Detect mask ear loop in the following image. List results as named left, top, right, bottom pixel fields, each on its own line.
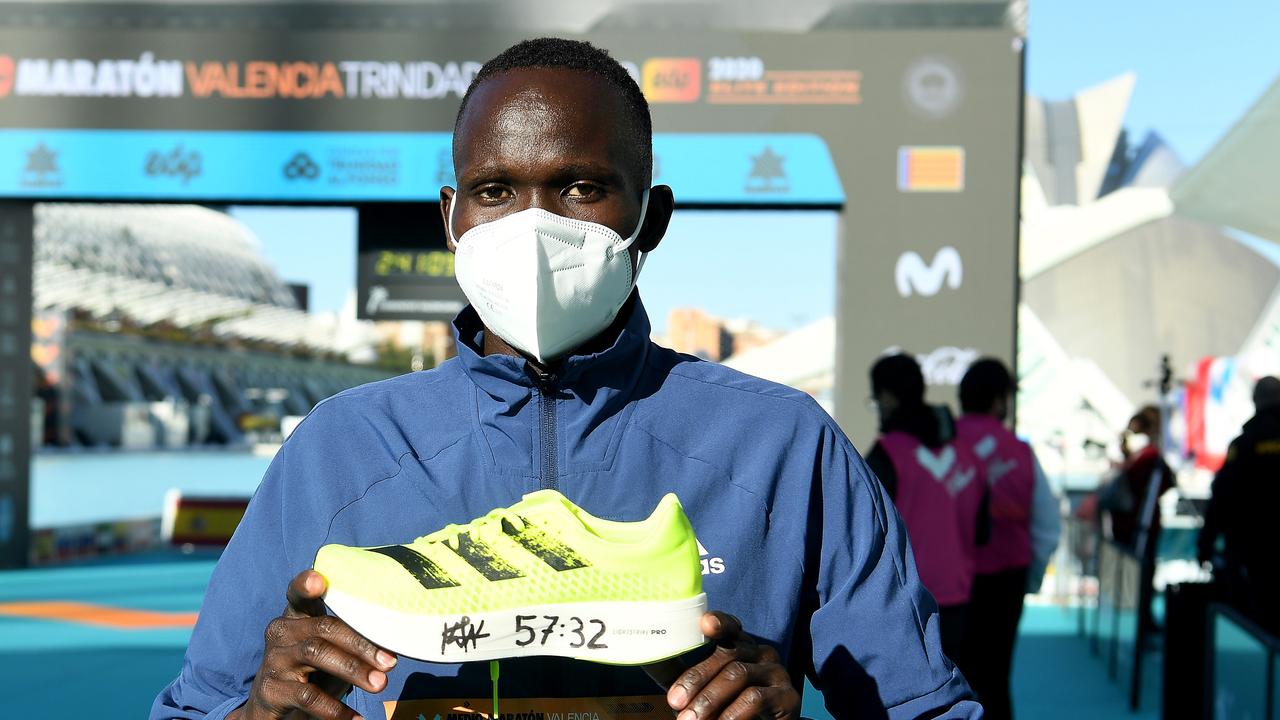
left=446, top=191, right=460, bottom=247
left=626, top=188, right=653, bottom=280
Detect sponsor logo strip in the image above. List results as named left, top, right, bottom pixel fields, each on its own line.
left=0, top=129, right=844, bottom=205
left=708, top=70, right=862, bottom=105
left=368, top=545, right=460, bottom=590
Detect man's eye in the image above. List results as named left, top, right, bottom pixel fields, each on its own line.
left=565, top=183, right=602, bottom=199
left=478, top=186, right=511, bottom=201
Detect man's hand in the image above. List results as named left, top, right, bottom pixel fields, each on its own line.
left=230, top=570, right=397, bottom=720
left=665, top=612, right=800, bottom=720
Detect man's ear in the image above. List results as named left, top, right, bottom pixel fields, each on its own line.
left=440, top=187, right=457, bottom=253
left=635, top=184, right=674, bottom=253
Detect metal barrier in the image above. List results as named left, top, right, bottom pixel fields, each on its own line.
left=1071, top=515, right=1154, bottom=712
left=1206, top=603, right=1280, bottom=720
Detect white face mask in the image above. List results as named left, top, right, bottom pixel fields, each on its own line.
left=1126, top=432, right=1151, bottom=453
left=448, top=190, right=650, bottom=364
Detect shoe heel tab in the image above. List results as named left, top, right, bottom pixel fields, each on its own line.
left=652, top=492, right=686, bottom=521
left=651, top=492, right=697, bottom=537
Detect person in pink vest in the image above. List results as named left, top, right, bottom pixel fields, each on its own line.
left=866, top=353, right=988, bottom=672
left=954, top=358, right=1061, bottom=720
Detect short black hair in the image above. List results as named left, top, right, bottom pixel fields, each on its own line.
left=870, top=353, right=925, bottom=405
left=959, top=358, right=1015, bottom=414
left=454, top=37, right=653, bottom=183
left=1130, top=405, right=1161, bottom=436
left=1255, top=376, right=1280, bottom=410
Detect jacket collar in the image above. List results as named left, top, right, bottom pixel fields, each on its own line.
left=451, top=292, right=653, bottom=398
left=959, top=413, right=1008, bottom=431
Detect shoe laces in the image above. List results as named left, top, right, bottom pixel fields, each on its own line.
left=420, top=507, right=528, bottom=551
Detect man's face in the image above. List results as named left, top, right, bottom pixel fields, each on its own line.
left=875, top=389, right=899, bottom=424
left=442, top=67, right=672, bottom=268
left=991, top=392, right=1009, bottom=423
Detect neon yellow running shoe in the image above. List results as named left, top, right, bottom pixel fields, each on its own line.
left=314, top=490, right=707, bottom=665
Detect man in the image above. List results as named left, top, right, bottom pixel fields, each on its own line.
left=1096, top=405, right=1172, bottom=639
left=1198, top=376, right=1280, bottom=634
left=864, top=353, right=986, bottom=670
left=953, top=358, right=1060, bottom=720
left=1104, top=406, right=1172, bottom=551
left=152, top=39, right=978, bottom=720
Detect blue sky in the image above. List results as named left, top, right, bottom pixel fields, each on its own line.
left=1027, top=1, right=1279, bottom=166
left=236, top=4, right=1280, bottom=323
left=228, top=205, right=357, bottom=315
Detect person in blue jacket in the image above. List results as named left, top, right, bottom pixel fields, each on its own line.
left=152, top=38, right=980, bottom=720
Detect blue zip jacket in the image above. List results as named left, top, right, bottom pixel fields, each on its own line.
left=152, top=295, right=980, bottom=720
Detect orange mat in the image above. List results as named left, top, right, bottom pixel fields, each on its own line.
left=0, top=601, right=199, bottom=629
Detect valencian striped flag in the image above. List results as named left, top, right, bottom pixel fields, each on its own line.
left=897, top=146, right=965, bottom=192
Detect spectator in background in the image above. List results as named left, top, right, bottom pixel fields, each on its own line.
left=1100, top=405, right=1173, bottom=550
left=1198, top=376, right=1280, bottom=634
left=1097, top=404, right=1173, bottom=637
left=954, top=359, right=1061, bottom=720
left=866, top=353, right=988, bottom=670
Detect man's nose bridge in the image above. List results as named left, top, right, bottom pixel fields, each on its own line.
left=524, top=188, right=557, bottom=214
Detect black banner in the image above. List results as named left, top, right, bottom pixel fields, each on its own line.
left=0, top=202, right=32, bottom=568
left=0, top=24, right=1023, bottom=446
left=356, top=203, right=465, bottom=322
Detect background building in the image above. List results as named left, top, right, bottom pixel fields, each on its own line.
left=30, top=204, right=395, bottom=449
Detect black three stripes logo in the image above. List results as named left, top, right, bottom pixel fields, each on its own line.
left=368, top=517, right=590, bottom=588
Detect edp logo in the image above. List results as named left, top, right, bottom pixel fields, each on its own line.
left=145, top=145, right=202, bottom=185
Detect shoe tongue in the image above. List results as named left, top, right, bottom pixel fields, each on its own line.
left=518, top=489, right=584, bottom=525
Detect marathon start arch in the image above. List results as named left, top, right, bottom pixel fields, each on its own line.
left=0, top=5, right=1023, bottom=567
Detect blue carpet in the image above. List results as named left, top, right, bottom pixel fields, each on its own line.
left=0, top=559, right=1157, bottom=720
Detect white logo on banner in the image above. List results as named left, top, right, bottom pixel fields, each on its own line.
left=903, top=56, right=964, bottom=119
left=895, top=247, right=963, bottom=297
left=886, top=344, right=980, bottom=386
left=917, top=346, right=979, bottom=386
left=366, top=286, right=390, bottom=315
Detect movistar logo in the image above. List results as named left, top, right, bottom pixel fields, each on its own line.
left=895, top=246, right=963, bottom=297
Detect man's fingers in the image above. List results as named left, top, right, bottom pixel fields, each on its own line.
left=756, top=644, right=781, bottom=665
left=667, top=612, right=758, bottom=711
left=668, top=654, right=720, bottom=711
left=291, top=681, right=362, bottom=720
left=301, top=614, right=398, bottom=672
left=700, top=611, right=744, bottom=643
left=270, top=597, right=398, bottom=675
left=291, top=637, right=389, bottom=694
left=667, top=638, right=761, bottom=711
left=678, top=660, right=788, bottom=720
left=643, top=657, right=688, bottom=690
left=719, top=685, right=801, bottom=720
left=284, top=571, right=328, bottom=618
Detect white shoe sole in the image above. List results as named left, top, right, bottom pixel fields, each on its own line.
left=323, top=589, right=708, bottom=665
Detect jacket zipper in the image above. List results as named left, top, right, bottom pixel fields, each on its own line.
left=533, top=369, right=558, bottom=492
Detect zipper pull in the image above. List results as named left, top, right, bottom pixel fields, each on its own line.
left=528, top=365, right=558, bottom=393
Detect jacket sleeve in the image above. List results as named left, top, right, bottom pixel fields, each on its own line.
left=1198, top=438, right=1243, bottom=564
left=150, top=444, right=295, bottom=719
left=150, top=401, right=369, bottom=719
left=1027, top=452, right=1062, bottom=593
left=864, top=441, right=897, bottom=500
left=805, top=421, right=981, bottom=719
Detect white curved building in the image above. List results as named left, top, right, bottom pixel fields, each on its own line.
left=33, top=203, right=366, bottom=353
